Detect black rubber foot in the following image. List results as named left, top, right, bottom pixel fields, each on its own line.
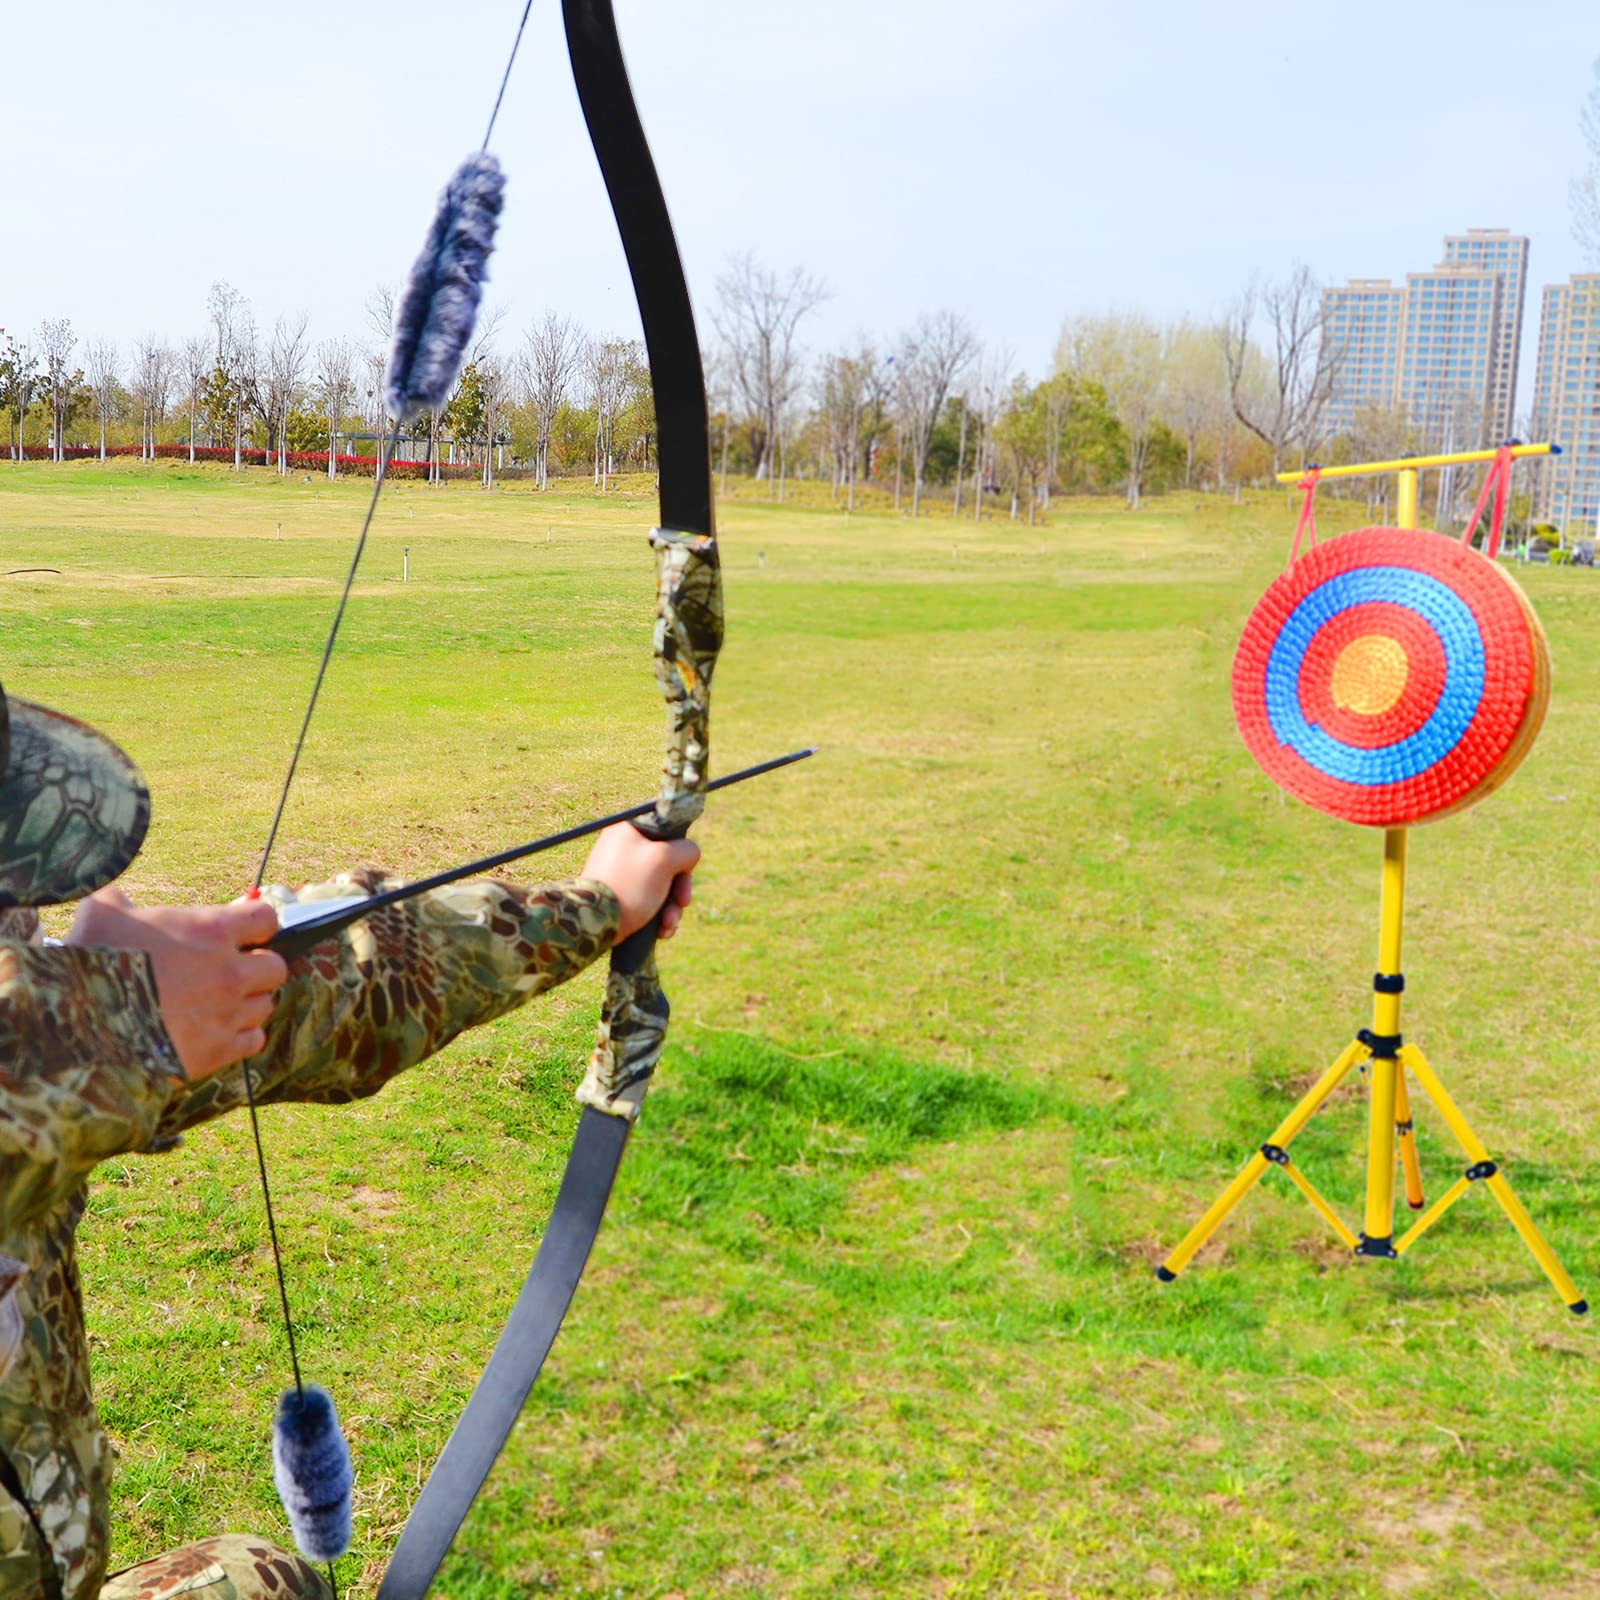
left=1155, top=1266, right=1177, bottom=1283
left=1356, top=1234, right=1398, bottom=1259
left=1408, top=1199, right=1426, bottom=1211
left=1570, top=1299, right=1588, bottom=1316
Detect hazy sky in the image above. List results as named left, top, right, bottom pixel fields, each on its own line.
left=5, top=0, right=1598, bottom=400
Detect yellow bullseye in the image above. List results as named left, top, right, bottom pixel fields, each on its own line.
left=1331, top=635, right=1408, bottom=716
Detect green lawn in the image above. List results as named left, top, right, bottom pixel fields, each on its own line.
left=2, top=459, right=1596, bottom=1599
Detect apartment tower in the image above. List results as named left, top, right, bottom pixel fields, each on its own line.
left=1529, top=275, right=1600, bottom=535
left=1441, top=229, right=1529, bottom=442
left=1320, top=230, right=1528, bottom=454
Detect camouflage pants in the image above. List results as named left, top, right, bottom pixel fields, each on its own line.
left=99, top=1537, right=331, bottom=1600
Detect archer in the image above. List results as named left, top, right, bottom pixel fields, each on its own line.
left=0, top=680, right=695, bottom=1600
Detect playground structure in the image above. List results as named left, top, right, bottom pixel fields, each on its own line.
left=1158, top=443, right=1588, bottom=1314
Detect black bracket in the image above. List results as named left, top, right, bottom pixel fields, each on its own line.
left=1356, top=1232, right=1398, bottom=1259
left=1373, top=972, right=1405, bottom=994
left=1261, top=1143, right=1290, bottom=1167
left=1465, top=1160, right=1498, bottom=1182
left=1396, top=1119, right=1414, bottom=1135
left=1357, top=1028, right=1403, bottom=1059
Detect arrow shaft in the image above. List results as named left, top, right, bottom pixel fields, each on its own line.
left=266, top=746, right=814, bottom=957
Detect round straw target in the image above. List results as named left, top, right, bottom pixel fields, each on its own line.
left=1233, top=528, right=1549, bottom=827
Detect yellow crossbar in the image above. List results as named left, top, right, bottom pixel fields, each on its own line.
left=1273, top=442, right=1559, bottom=486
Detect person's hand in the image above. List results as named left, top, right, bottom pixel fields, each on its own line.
left=580, top=824, right=700, bottom=943
left=66, top=888, right=289, bottom=1081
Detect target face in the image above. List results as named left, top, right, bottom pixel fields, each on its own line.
left=1233, top=528, right=1549, bottom=827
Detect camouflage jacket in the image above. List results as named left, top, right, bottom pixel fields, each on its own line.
left=0, top=872, right=620, bottom=1600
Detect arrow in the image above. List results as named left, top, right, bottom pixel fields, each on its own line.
left=265, top=746, right=816, bottom=957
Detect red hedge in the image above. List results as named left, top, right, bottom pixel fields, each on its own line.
left=13, top=443, right=530, bottom=482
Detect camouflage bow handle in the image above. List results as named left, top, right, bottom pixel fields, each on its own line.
left=577, top=528, right=723, bottom=1118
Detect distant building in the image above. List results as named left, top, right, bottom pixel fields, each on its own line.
left=1441, top=229, right=1529, bottom=442
left=1395, top=266, right=1501, bottom=452
left=1320, top=230, right=1528, bottom=455
left=1322, top=280, right=1405, bottom=440
left=1529, top=274, right=1600, bottom=535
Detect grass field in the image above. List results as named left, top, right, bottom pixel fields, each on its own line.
left=2, top=459, right=1597, bottom=1600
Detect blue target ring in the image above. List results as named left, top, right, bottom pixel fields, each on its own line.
left=1233, top=527, right=1548, bottom=827
left=1263, top=567, right=1485, bottom=785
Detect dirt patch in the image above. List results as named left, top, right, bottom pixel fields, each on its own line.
left=345, top=1185, right=402, bottom=1219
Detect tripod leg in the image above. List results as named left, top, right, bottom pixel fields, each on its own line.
left=1158, top=1039, right=1366, bottom=1282
left=1402, top=1046, right=1587, bottom=1315
left=1395, top=1066, right=1425, bottom=1211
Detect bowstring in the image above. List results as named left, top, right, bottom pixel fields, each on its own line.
left=241, top=9, right=538, bottom=1581
left=484, top=0, right=534, bottom=151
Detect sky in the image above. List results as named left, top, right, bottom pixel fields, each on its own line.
left=4, top=0, right=1598, bottom=405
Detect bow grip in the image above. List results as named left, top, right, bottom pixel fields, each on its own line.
left=575, top=815, right=676, bottom=1120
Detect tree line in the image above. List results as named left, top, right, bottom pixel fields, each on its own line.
left=0, top=258, right=1470, bottom=519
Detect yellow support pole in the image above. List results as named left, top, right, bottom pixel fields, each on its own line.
left=1361, top=828, right=1406, bottom=1254
left=1395, top=466, right=1419, bottom=532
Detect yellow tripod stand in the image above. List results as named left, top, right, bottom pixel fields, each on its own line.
left=1159, top=456, right=1587, bottom=1314
left=1157, top=828, right=1586, bottom=1313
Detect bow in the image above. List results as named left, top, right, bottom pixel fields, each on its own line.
left=373, top=6, right=720, bottom=1594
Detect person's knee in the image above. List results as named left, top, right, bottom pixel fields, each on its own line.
left=100, top=1534, right=333, bottom=1600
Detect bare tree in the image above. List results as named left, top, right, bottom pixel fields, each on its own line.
left=1573, top=57, right=1600, bottom=264
left=257, top=313, right=311, bottom=473
left=522, top=311, right=581, bottom=488
left=1344, top=404, right=1414, bottom=518
left=714, top=253, right=828, bottom=494
left=478, top=356, right=512, bottom=489
left=965, top=348, right=1012, bottom=521
left=85, top=339, right=119, bottom=462
left=859, top=351, right=895, bottom=499
left=817, top=345, right=872, bottom=508
left=38, top=319, right=77, bottom=462
left=1059, top=313, right=1166, bottom=508
left=1222, top=266, right=1340, bottom=476
left=1166, top=318, right=1230, bottom=489
left=894, top=311, right=977, bottom=516
left=2, top=334, right=38, bottom=461
left=208, top=282, right=255, bottom=470
left=180, top=336, right=210, bottom=461
left=131, top=337, right=174, bottom=461
left=584, top=335, right=632, bottom=490
left=315, top=338, right=356, bottom=479
left=702, top=343, right=736, bottom=496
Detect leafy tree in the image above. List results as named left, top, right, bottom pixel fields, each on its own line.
left=284, top=408, right=330, bottom=452
left=444, top=363, right=486, bottom=458
left=995, top=377, right=1050, bottom=523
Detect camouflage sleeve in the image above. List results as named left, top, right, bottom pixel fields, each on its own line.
left=156, top=871, right=620, bottom=1134
left=0, top=941, right=185, bottom=1233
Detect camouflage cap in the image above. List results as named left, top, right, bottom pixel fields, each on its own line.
left=0, top=682, right=150, bottom=908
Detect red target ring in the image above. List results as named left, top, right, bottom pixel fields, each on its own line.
left=1233, top=528, right=1549, bottom=827
left=1296, top=602, right=1447, bottom=750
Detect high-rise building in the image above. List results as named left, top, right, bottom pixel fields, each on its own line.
left=1322, top=280, right=1405, bottom=440
left=1395, top=266, right=1501, bottom=451
left=1529, top=283, right=1568, bottom=448
left=1319, top=230, right=1528, bottom=455
left=1529, top=274, right=1600, bottom=535
left=1442, top=229, right=1529, bottom=442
